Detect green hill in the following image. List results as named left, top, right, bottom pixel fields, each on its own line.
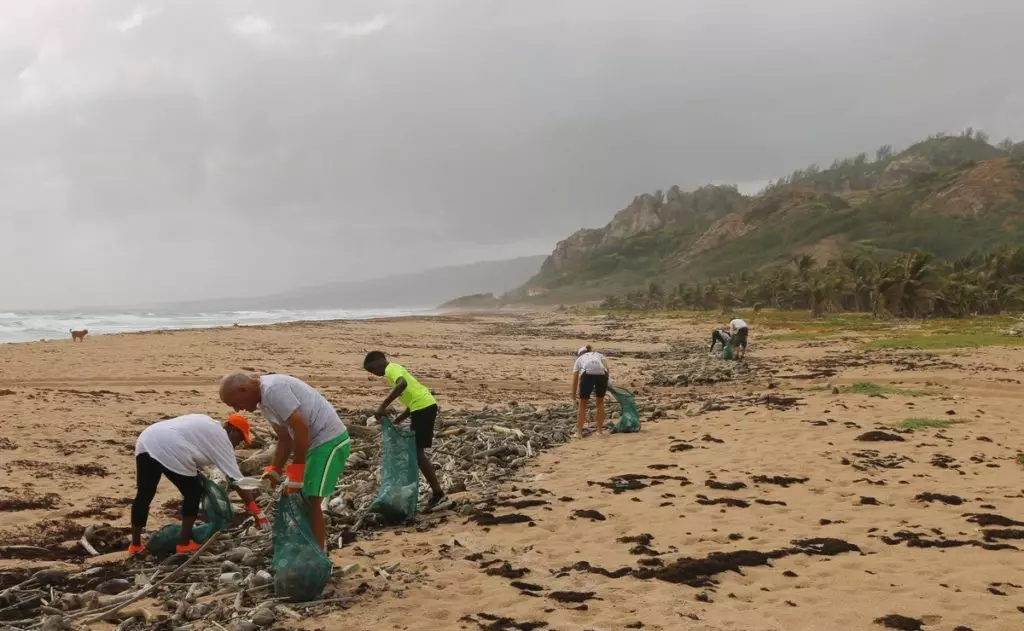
left=522, top=132, right=1024, bottom=309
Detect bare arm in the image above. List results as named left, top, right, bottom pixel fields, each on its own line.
left=270, top=423, right=293, bottom=472
left=285, top=409, right=311, bottom=465
left=394, top=408, right=411, bottom=424
left=377, top=377, right=407, bottom=417
left=571, top=371, right=580, bottom=399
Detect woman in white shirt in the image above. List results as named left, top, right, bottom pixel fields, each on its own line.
left=572, top=345, right=610, bottom=439
left=130, top=413, right=265, bottom=555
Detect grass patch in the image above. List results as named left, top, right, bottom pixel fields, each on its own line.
left=842, top=382, right=930, bottom=397
left=806, top=381, right=930, bottom=396
left=1018, top=453, right=1024, bottom=468
left=865, top=332, right=1024, bottom=350
left=895, top=417, right=960, bottom=430
left=766, top=331, right=827, bottom=342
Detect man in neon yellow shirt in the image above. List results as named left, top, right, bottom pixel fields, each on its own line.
left=363, top=351, right=450, bottom=512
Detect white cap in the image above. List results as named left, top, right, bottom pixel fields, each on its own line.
left=577, top=346, right=589, bottom=356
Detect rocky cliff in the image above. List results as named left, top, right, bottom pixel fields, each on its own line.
left=525, top=134, right=1024, bottom=301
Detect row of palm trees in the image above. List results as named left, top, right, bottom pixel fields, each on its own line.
left=601, top=246, right=1024, bottom=318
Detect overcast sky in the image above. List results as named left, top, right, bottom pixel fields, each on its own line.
left=2, top=0, right=1022, bottom=309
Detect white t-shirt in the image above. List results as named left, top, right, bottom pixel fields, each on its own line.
left=573, top=351, right=608, bottom=375
left=729, top=319, right=749, bottom=333
left=135, top=414, right=244, bottom=479
left=259, top=374, right=346, bottom=450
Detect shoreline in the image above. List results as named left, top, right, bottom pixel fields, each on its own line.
left=0, top=306, right=447, bottom=345
left=0, top=305, right=565, bottom=346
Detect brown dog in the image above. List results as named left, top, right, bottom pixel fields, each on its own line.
left=70, top=329, right=88, bottom=341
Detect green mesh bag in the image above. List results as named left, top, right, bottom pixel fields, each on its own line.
left=608, top=385, right=641, bottom=434
left=146, top=476, right=234, bottom=555
left=367, top=417, right=420, bottom=524
left=722, top=340, right=734, bottom=360
left=272, top=493, right=332, bottom=602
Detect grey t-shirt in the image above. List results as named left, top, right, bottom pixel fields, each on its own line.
left=259, top=374, right=346, bottom=450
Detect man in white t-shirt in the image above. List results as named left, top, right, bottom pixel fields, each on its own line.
left=728, top=318, right=750, bottom=359
left=572, top=345, right=610, bottom=439
left=131, top=413, right=266, bottom=555
left=219, top=372, right=351, bottom=551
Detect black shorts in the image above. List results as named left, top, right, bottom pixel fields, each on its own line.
left=735, top=327, right=749, bottom=348
left=410, top=404, right=438, bottom=449
left=579, top=373, right=609, bottom=400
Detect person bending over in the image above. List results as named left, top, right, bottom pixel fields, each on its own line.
left=572, top=345, right=610, bottom=439
left=710, top=328, right=732, bottom=353
left=219, top=373, right=351, bottom=551
left=363, top=351, right=451, bottom=513
left=131, top=413, right=266, bottom=555
left=729, top=318, right=750, bottom=360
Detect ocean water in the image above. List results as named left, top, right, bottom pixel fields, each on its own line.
left=0, top=307, right=432, bottom=344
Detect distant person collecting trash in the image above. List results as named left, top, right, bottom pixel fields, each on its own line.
left=130, top=413, right=266, bottom=555
left=729, top=317, right=750, bottom=360
left=710, top=328, right=732, bottom=353
left=572, top=345, right=610, bottom=439
left=363, top=351, right=451, bottom=513
left=219, top=373, right=351, bottom=551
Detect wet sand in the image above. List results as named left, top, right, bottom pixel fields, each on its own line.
left=1, top=312, right=1022, bottom=630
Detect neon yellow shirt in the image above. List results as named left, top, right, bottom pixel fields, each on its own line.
left=384, top=363, right=436, bottom=412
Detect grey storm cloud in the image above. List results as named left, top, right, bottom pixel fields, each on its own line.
left=2, top=0, right=1023, bottom=308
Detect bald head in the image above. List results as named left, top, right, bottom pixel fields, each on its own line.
left=219, top=372, right=261, bottom=412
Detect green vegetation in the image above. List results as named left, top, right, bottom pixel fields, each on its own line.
left=765, top=331, right=826, bottom=342
left=865, top=332, right=1024, bottom=350
left=839, top=382, right=930, bottom=397
left=1017, top=453, right=1024, bottom=467
left=895, top=417, right=961, bottom=430
left=528, top=131, right=1024, bottom=309
left=603, top=246, right=1024, bottom=320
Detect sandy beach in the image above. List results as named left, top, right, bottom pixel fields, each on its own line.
left=1, top=312, right=1023, bottom=630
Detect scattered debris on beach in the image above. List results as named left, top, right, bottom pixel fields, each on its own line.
left=1, top=402, right=583, bottom=630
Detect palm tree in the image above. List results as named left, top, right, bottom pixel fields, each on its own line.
left=792, top=255, right=816, bottom=282
left=876, top=250, right=939, bottom=318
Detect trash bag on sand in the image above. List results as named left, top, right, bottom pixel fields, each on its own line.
left=272, top=493, right=332, bottom=602
left=146, top=476, right=234, bottom=555
left=608, top=385, right=641, bottom=434
left=367, top=418, right=420, bottom=524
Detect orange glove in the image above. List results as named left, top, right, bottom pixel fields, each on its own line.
left=283, top=463, right=305, bottom=495
left=247, top=500, right=270, bottom=530
left=261, top=465, right=283, bottom=486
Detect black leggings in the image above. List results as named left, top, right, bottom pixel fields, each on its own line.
left=131, top=452, right=203, bottom=529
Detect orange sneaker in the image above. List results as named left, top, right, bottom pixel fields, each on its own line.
left=175, top=541, right=201, bottom=554
left=127, top=544, right=145, bottom=556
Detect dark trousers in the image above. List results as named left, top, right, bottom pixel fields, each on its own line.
left=131, top=452, right=203, bottom=529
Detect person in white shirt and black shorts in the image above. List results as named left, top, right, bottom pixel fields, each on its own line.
left=729, top=318, right=750, bottom=360
left=572, top=345, right=610, bottom=439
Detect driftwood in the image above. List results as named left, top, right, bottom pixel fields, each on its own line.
left=239, top=448, right=275, bottom=476
left=7, top=401, right=589, bottom=630
left=80, top=532, right=223, bottom=623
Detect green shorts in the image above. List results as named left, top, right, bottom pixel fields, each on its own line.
left=303, top=432, right=351, bottom=498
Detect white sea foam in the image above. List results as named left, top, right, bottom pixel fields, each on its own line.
left=0, top=307, right=432, bottom=344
